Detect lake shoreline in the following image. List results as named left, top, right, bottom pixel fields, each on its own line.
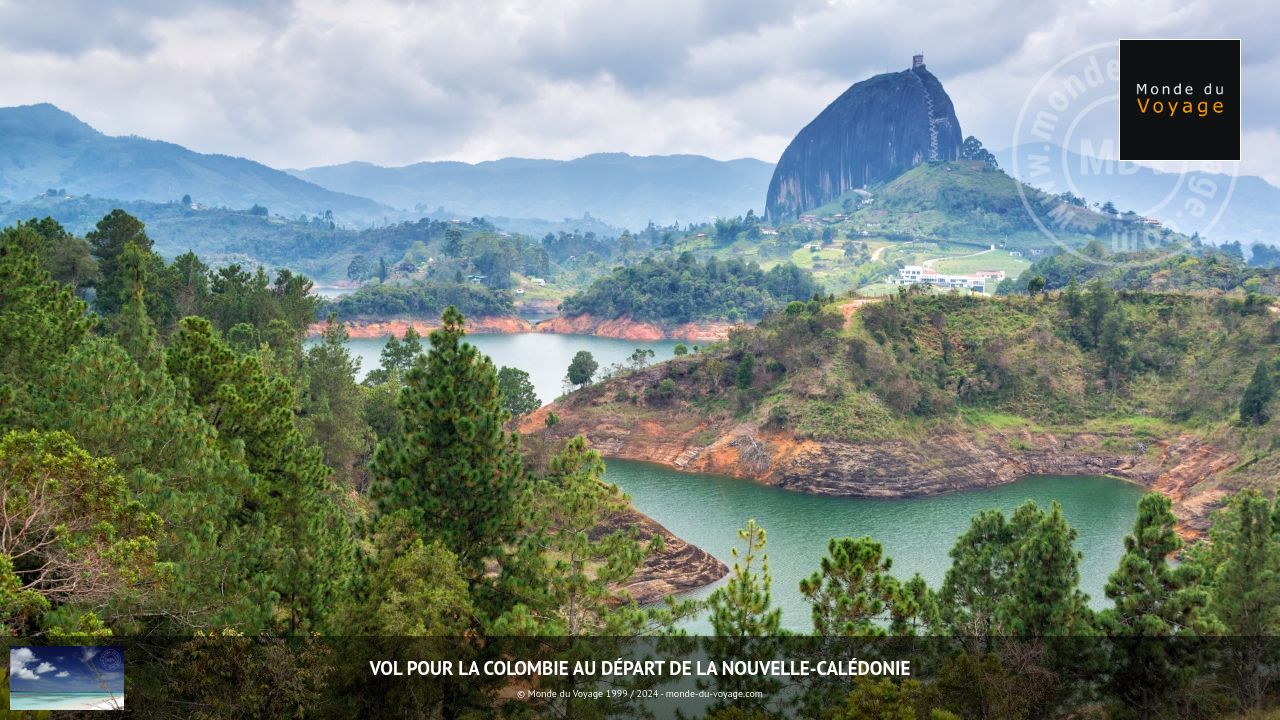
left=313, top=315, right=740, bottom=342
left=520, top=388, right=1234, bottom=541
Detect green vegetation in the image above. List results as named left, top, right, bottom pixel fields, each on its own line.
left=9, top=207, right=1280, bottom=716
left=497, top=366, right=541, bottom=417
left=0, top=210, right=690, bottom=648
left=327, top=278, right=515, bottom=319
left=560, top=252, right=820, bottom=323
left=567, top=350, right=598, bottom=388
left=1007, top=240, right=1280, bottom=295
left=699, top=487, right=1280, bottom=718
left=599, top=287, right=1279, bottom=442
left=1241, top=360, right=1275, bottom=425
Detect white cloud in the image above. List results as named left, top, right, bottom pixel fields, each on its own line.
left=0, top=0, right=1275, bottom=172
left=10, top=648, right=40, bottom=680
left=35, top=662, right=56, bottom=674
left=55, top=671, right=70, bottom=678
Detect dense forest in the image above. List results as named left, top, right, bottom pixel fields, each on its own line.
left=559, top=252, right=821, bottom=323
left=6, top=210, right=1280, bottom=717
left=327, top=279, right=516, bottom=319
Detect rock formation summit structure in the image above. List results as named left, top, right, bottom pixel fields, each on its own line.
left=765, top=55, right=963, bottom=220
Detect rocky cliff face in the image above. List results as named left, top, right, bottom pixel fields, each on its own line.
left=766, top=64, right=963, bottom=220
left=608, top=508, right=728, bottom=603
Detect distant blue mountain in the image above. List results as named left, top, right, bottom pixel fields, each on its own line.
left=0, top=103, right=392, bottom=223
left=290, top=153, right=776, bottom=231
left=995, top=144, right=1280, bottom=249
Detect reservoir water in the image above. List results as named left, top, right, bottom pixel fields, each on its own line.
left=606, top=461, right=1144, bottom=633
left=340, top=334, right=681, bottom=406
left=338, top=332, right=1147, bottom=633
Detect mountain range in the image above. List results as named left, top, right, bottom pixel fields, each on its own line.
left=3, top=102, right=1279, bottom=249
left=288, top=153, right=774, bottom=231
left=0, top=103, right=774, bottom=232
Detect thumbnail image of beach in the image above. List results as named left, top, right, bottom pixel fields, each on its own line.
left=9, top=646, right=124, bottom=711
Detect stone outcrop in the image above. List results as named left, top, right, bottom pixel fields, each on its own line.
left=766, top=61, right=963, bottom=221
left=603, top=508, right=728, bottom=604
left=534, top=314, right=741, bottom=342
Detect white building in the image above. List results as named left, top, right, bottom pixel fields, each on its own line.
left=895, top=265, right=1006, bottom=294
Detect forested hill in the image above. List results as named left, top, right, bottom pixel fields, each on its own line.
left=327, top=279, right=515, bottom=320
left=558, top=253, right=821, bottom=324
left=554, top=289, right=1277, bottom=439
left=0, top=194, right=495, bottom=282
left=1005, top=240, right=1280, bottom=295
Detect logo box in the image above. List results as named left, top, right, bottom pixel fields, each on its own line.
left=1119, top=39, right=1240, bottom=161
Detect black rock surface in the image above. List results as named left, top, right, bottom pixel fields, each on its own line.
left=765, top=64, right=962, bottom=220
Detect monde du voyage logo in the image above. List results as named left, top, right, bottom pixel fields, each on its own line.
left=1120, top=39, right=1241, bottom=161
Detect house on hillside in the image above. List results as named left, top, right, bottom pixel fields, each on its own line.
left=894, top=265, right=1006, bottom=294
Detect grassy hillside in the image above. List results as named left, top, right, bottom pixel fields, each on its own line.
left=814, top=160, right=1165, bottom=256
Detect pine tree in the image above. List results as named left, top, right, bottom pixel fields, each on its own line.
left=939, top=509, right=1017, bottom=637
left=36, top=336, right=271, bottom=631
left=370, top=306, right=527, bottom=570
left=703, top=519, right=786, bottom=718
left=167, top=317, right=356, bottom=632
left=800, top=536, right=936, bottom=636
left=1202, top=490, right=1280, bottom=636
left=1195, top=490, right=1280, bottom=710
left=0, top=226, right=95, bottom=425
left=1100, top=493, right=1218, bottom=718
left=707, top=519, right=782, bottom=638
left=996, top=502, right=1093, bottom=636
left=300, top=315, right=374, bottom=489
left=382, top=326, right=422, bottom=373
left=86, top=209, right=152, bottom=315
left=1102, top=493, right=1213, bottom=635
left=1239, top=360, right=1274, bottom=425
left=942, top=502, right=1092, bottom=638
left=112, top=242, right=163, bottom=371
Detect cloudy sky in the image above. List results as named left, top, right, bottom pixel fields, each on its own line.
left=2, top=0, right=1278, bottom=181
